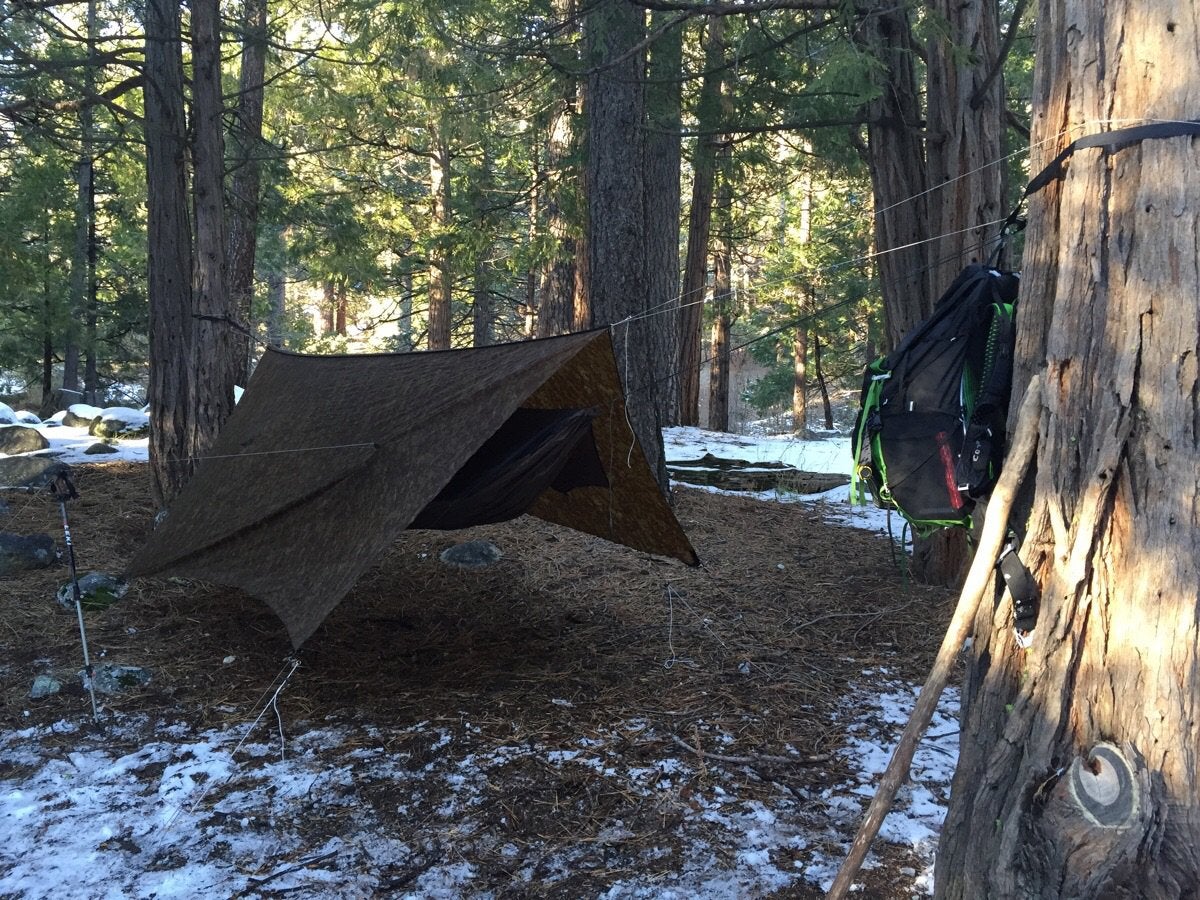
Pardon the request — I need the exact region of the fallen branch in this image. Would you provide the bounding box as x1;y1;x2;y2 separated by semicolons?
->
827;373;1044;900
670;734;831;767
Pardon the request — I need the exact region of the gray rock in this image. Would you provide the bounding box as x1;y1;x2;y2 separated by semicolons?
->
0;425;49;455
90;664;151;694
0;533;56;573
15;411;41;425
84;442;120;455
0;402;13;425
90;407;149;439
30;675;62;699
56;572;129;612
439;540;503;570
62;410;99;428
0;457;70;490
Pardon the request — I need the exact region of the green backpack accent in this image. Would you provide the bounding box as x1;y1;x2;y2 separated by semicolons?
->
851;265;1019;537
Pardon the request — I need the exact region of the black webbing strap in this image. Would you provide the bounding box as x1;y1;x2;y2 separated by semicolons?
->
994;120;1200;257
998;539;1039;633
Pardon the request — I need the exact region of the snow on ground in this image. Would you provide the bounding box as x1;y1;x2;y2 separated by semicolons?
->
2;417;951;898
1;676;957;899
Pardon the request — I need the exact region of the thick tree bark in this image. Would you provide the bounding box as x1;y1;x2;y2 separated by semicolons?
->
924;0;1007;290
226;0;269;385
190;0;236;454
911;0;1008;587
677;16;725;425
857;2;931;349
937;3;1200;896
144;0;196;506
586;0;672;490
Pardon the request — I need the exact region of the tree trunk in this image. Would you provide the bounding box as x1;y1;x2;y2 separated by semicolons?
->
536;0;580;339
473;255;493;347
937;4;1200;896
585;0;672;489
189;0;237;461
677;15;725;425
925;0;1007;290
144;0;197;506
643;9;682;426
813;331;834;430
857;3;931;349
792;327;807;437
909;0;1008;587
707;202;732;433
226;0;269;386
334;281;347;335
428;136;452;350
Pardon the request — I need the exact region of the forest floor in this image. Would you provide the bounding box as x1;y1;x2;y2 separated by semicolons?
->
1;461;959;899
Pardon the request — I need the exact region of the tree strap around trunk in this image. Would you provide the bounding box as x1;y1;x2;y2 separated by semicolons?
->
827;373;1044;900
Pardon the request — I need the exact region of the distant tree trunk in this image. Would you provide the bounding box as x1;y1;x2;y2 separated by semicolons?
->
397;267;414;351
428;136;452;350
63;0;98;400
536;1;580;339
643;9;683;426
334;281;347;335
144;0;197;505
707;166;732;433
792;326;808;436
938;3;1200;896
473;258;493;347
321;280;335;335
266;265;285;348
189;0;237;459
706;240;731;432
226;0;269;385
678;15;725;425
857;3;931;348
813;332;834;430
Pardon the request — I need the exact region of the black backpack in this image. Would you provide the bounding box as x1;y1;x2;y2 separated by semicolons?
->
851;265;1019;535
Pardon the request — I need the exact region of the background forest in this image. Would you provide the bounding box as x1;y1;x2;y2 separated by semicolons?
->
0;0;1033;437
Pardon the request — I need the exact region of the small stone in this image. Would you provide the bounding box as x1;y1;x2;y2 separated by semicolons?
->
439;540;503;570
90;664;151;694
223;655;236;665
737;660;752;675
56;573;129;612
84;442;120;455
30;675;62;699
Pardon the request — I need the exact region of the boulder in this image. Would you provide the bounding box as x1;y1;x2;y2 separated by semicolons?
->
0;425;50;455
56;572;129;612
439;540;503;570
91;407;150;439
15;410;41;425
0;402;15;424
84;442;120;455
0;533;56;573
62;403;103;428
0;457;70;490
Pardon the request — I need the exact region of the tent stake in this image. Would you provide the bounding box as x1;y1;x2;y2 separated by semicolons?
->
827;374;1043;900
52;474;99;721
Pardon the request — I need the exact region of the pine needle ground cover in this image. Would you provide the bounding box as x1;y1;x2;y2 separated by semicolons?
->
1;462;957;898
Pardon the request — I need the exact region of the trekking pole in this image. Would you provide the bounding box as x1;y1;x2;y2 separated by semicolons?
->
827;374;1043;900
51;472;99;721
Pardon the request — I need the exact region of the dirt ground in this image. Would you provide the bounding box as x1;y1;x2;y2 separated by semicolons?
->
1;462;957;898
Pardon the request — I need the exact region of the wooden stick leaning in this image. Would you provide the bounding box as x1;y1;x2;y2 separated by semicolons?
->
827;373;1044;900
